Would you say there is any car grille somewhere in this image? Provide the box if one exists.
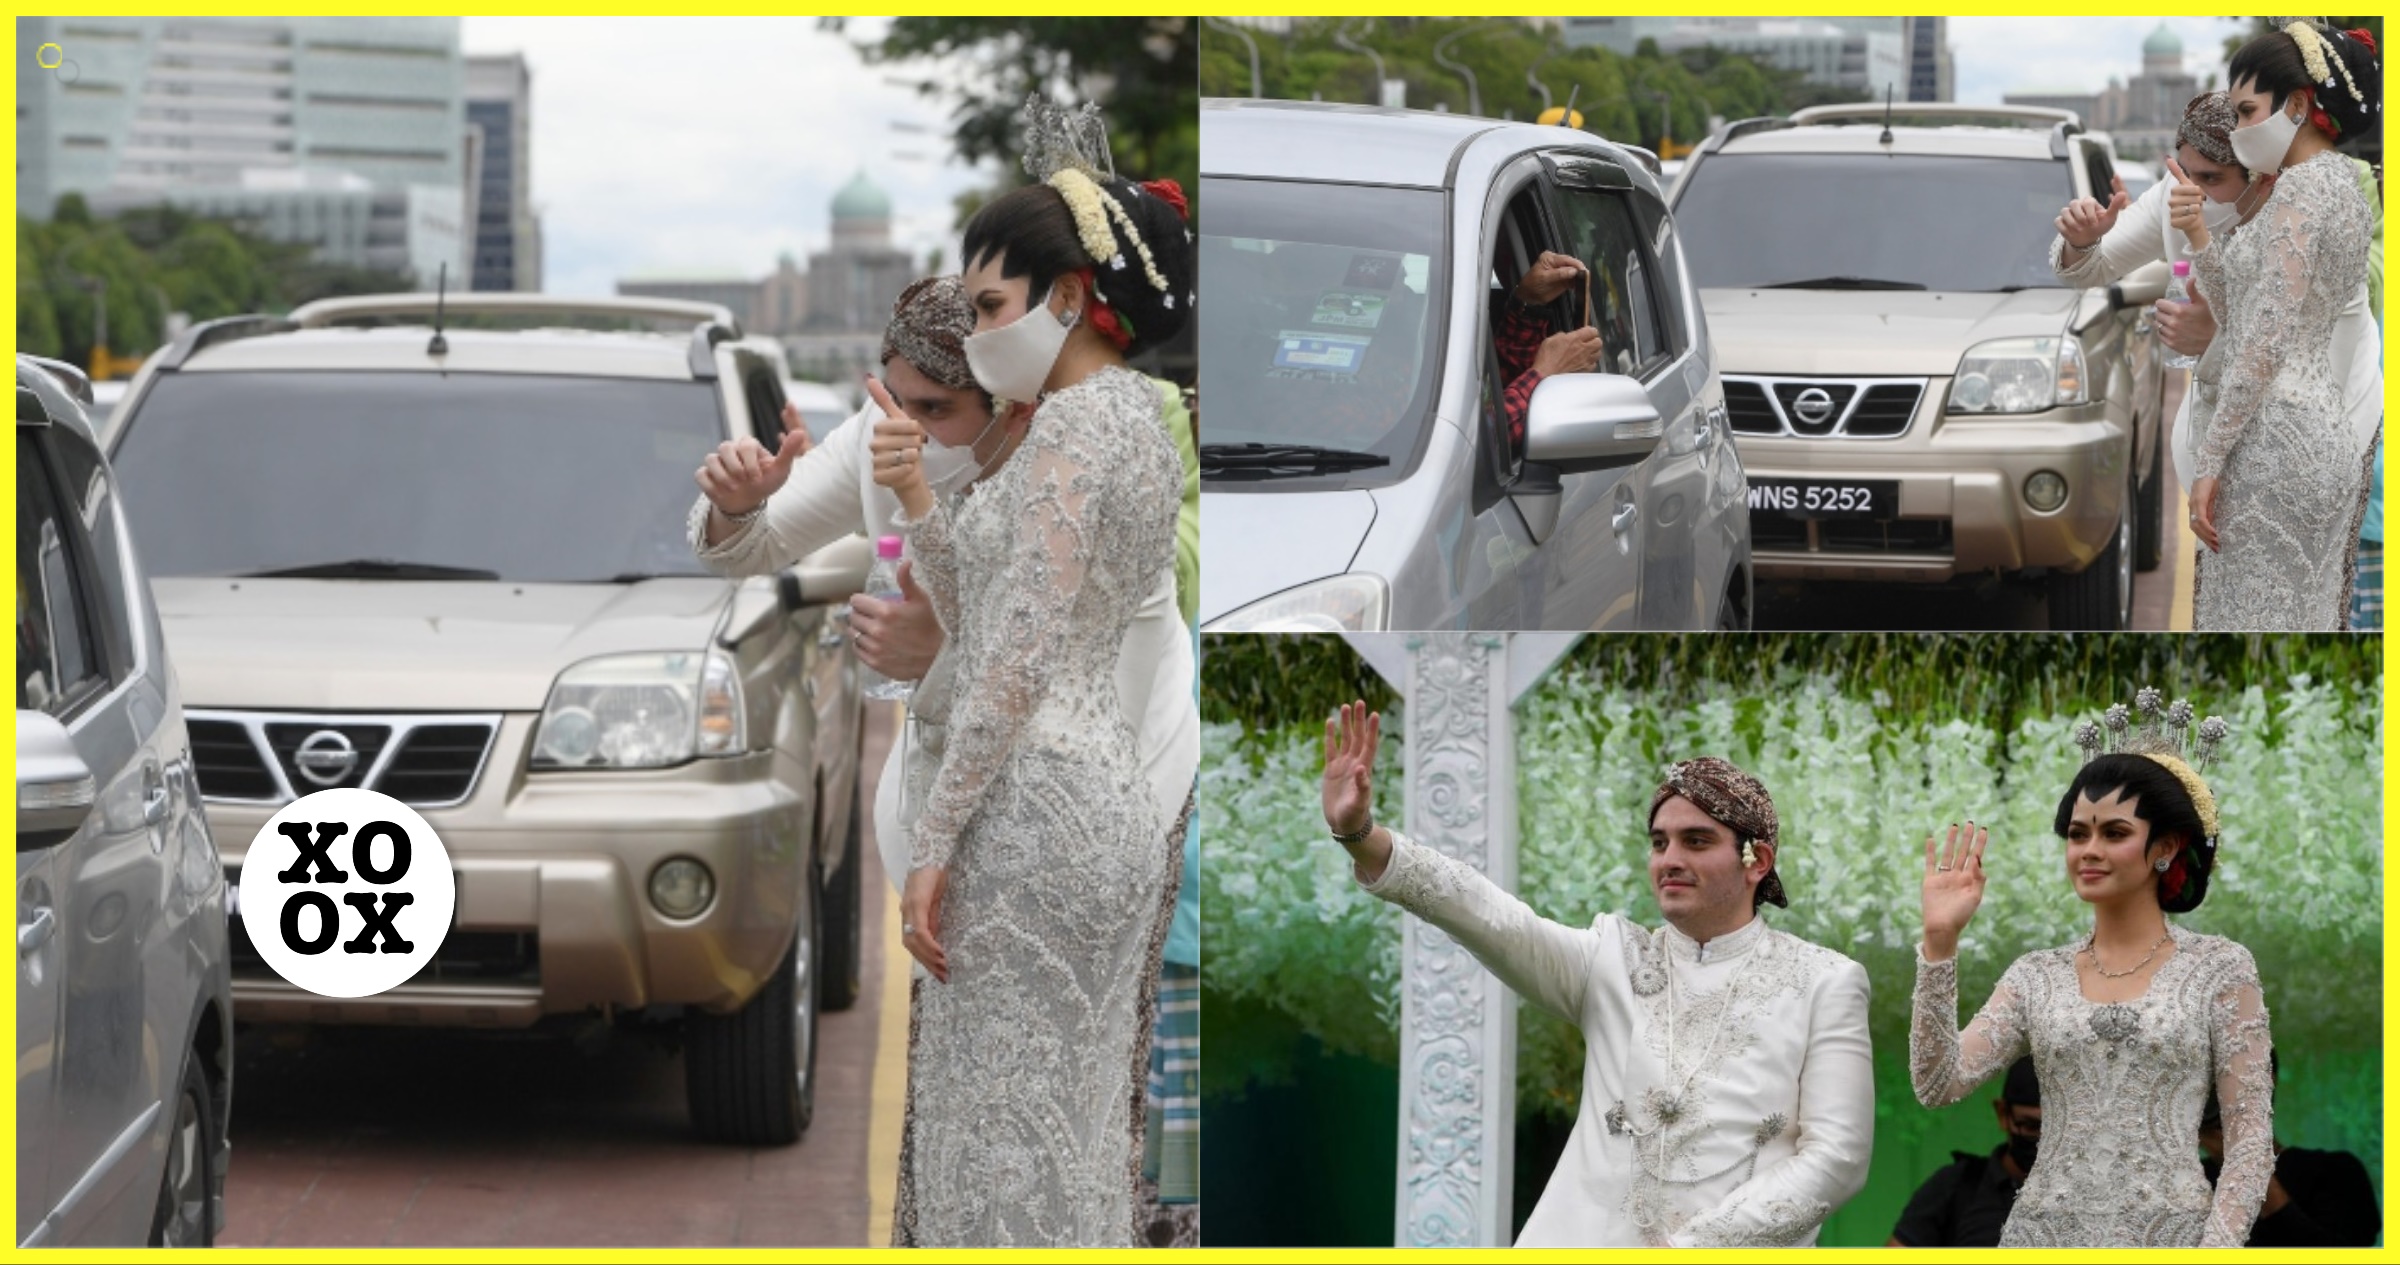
[1751,514,1954,556]
[1722,376,1927,438]
[186,710,500,807]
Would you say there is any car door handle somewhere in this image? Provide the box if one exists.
[19,908,56,954]
[1612,502,1639,535]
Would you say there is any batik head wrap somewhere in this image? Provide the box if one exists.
[1651,757,1787,909]
[879,275,978,392]
[2176,92,2240,168]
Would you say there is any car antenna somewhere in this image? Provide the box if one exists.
[427,262,450,357]
[1559,82,1580,126]
[1879,84,1895,146]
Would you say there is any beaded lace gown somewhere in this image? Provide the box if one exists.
[1911,927,2275,1246]
[890,364,1180,1247]
[2188,149,2377,630]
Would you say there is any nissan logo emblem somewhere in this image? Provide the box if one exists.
[293,729,360,787]
[1791,388,1837,426]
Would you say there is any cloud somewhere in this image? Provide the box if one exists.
[462,16,994,296]
[1949,17,2250,105]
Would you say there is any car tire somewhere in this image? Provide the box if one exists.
[147,1053,218,1248]
[2133,430,2164,573]
[816,772,864,1014]
[685,869,818,1146]
[2047,481,2133,631]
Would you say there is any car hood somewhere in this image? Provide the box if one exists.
[1197,489,1376,625]
[153,576,741,711]
[1698,287,2075,375]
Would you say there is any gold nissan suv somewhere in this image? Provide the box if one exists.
[98,294,871,1144]
[1669,104,2171,630]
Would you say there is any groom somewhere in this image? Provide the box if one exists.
[1321,703,1874,1247]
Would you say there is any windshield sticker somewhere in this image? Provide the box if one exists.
[1343,253,1402,291]
[1273,331,1370,375]
[1310,290,1387,331]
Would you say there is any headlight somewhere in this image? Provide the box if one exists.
[1202,574,1389,632]
[1947,336,2089,414]
[532,650,745,769]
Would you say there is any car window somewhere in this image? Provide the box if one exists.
[1198,176,1445,488]
[48,426,137,684]
[18,431,106,715]
[110,372,729,584]
[1673,152,2072,292]
[2079,140,2117,203]
[734,354,793,456]
[1545,175,1671,379]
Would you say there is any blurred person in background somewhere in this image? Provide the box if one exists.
[1888,1057,2042,1247]
[2200,1053,2382,1247]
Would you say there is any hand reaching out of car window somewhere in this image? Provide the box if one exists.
[1531,326,1604,379]
[1515,251,1589,306]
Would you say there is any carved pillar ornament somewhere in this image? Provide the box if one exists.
[1394,632,1515,1247]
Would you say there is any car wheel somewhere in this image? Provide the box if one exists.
[147,1054,217,1247]
[2047,481,2133,631]
[2133,430,2164,573]
[685,868,818,1146]
[816,770,864,1013]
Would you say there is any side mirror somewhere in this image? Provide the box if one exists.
[782,533,874,609]
[17,710,95,852]
[2109,258,2172,310]
[1523,373,1664,475]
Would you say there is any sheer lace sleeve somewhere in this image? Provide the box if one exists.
[1910,949,2031,1108]
[2201,945,2276,1247]
[895,415,1095,871]
[2190,195,2318,482]
[1358,829,1597,1025]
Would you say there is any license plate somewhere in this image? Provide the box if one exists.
[1746,479,1897,518]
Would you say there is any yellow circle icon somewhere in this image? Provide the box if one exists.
[37,43,64,70]
[1537,107,1585,129]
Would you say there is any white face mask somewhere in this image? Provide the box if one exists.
[963,283,1077,406]
[2228,97,2304,175]
[2201,194,2244,234]
[918,407,1005,496]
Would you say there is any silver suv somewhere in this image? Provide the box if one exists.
[18,355,233,1246]
[98,294,871,1145]
[1199,99,1753,631]
[1670,104,2170,630]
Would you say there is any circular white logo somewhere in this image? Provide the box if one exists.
[237,788,454,998]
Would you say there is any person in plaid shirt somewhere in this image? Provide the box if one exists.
[1493,250,1607,451]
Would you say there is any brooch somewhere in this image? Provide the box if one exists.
[2089,1003,2141,1045]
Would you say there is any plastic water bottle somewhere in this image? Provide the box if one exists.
[859,535,914,702]
[2160,260,2198,371]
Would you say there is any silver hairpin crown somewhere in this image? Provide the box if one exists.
[2071,686,2230,772]
[1019,94,1114,184]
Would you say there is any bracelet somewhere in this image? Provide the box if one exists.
[717,499,768,527]
[1330,814,1375,845]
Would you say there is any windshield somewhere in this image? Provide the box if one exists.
[1673,153,2072,292]
[111,372,727,583]
[1200,176,1446,488]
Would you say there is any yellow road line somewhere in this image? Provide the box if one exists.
[2171,479,2196,632]
[863,875,908,1247]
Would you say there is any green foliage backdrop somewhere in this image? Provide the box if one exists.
[1201,633,2381,1244]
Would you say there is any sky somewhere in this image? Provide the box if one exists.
[1950,17,2252,104]
[460,17,993,298]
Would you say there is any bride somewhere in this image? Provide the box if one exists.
[867,97,1194,1247]
[2183,21,2381,629]
[1909,691,2274,1245]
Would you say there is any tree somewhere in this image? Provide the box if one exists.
[834,18,1197,225]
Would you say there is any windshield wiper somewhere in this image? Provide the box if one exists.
[1759,276,1929,291]
[237,559,502,581]
[1201,443,1392,480]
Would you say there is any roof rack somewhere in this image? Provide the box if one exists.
[153,314,303,370]
[1700,115,1795,155]
[20,355,94,406]
[1789,102,2082,130]
[289,292,740,330]
[687,321,741,380]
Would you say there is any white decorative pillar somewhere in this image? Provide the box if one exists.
[1342,631,1581,1248]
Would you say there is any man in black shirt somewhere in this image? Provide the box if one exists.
[1888,1057,2041,1247]
[2202,1054,2382,1247]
